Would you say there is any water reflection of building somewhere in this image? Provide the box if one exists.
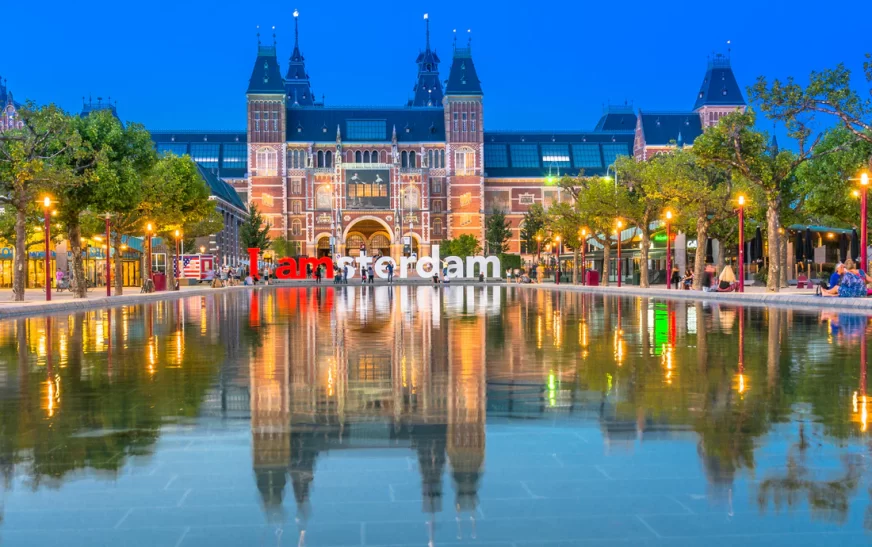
[246,286,487,537]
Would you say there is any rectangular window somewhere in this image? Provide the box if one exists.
[190,143,220,168]
[484,144,508,168]
[434,200,442,213]
[540,144,570,168]
[156,143,188,157]
[292,201,301,214]
[602,143,630,168]
[462,112,467,131]
[432,179,442,194]
[455,149,475,175]
[272,119,278,131]
[453,112,458,132]
[291,179,302,194]
[471,112,477,132]
[510,144,539,168]
[222,143,247,169]
[346,120,387,140]
[571,144,603,168]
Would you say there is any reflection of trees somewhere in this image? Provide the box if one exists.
[757,426,862,525]
[0,304,223,489]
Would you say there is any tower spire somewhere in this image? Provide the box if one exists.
[409,14,443,106]
[285,8,315,106]
[294,9,300,49]
[424,13,430,51]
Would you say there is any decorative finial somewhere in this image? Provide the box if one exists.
[424,13,430,51]
[256,25,261,46]
[272,25,276,46]
[726,39,732,58]
[453,29,457,50]
[467,28,471,48]
[293,9,300,48]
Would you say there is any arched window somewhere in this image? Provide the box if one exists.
[346,234,365,254]
[401,150,408,168]
[440,150,445,168]
[363,151,370,163]
[409,151,417,168]
[317,150,324,168]
[454,147,475,175]
[325,151,332,168]
[256,148,277,176]
[315,186,332,210]
[433,218,443,235]
[402,186,420,210]
[372,150,379,163]
[291,220,302,236]
[355,150,362,163]
[347,150,354,163]
[428,150,433,168]
[381,150,387,163]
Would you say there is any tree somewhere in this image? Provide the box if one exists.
[646,149,734,290]
[519,204,547,255]
[484,208,511,255]
[440,234,481,261]
[240,203,271,252]
[613,155,665,288]
[545,200,584,284]
[693,110,827,292]
[0,103,77,301]
[271,236,299,258]
[751,54,872,155]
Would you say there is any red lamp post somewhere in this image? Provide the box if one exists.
[665,210,673,290]
[145,222,153,283]
[616,220,623,288]
[555,235,561,285]
[174,229,181,291]
[536,235,542,264]
[860,172,870,271]
[105,214,111,297]
[580,228,587,286]
[737,195,745,293]
[42,196,52,301]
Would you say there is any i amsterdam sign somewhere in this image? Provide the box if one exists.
[248,246,500,280]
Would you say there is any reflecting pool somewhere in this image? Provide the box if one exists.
[1,286,872,546]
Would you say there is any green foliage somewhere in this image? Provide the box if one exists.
[484,208,512,255]
[519,203,547,254]
[240,202,271,251]
[440,234,481,260]
[271,235,299,257]
[499,253,522,276]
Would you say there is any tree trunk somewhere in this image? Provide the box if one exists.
[12,206,27,302]
[601,240,611,286]
[572,248,579,285]
[639,229,650,288]
[112,233,124,296]
[766,200,781,293]
[715,240,726,276]
[68,224,87,298]
[692,217,708,291]
[168,240,177,292]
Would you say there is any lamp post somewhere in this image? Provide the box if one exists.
[42,196,52,301]
[104,214,111,296]
[616,220,623,288]
[665,211,673,290]
[738,195,745,293]
[145,223,153,283]
[174,229,181,291]
[580,228,587,286]
[555,235,561,285]
[858,171,870,271]
[536,235,542,263]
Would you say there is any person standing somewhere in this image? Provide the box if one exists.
[314,265,322,284]
[367,265,375,284]
[387,262,394,284]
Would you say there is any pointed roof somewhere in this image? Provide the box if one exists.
[638,111,704,146]
[0,77,21,109]
[410,14,444,107]
[692,54,745,110]
[247,28,285,95]
[285,9,315,106]
[444,34,482,97]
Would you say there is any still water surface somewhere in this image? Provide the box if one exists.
[0,286,871,546]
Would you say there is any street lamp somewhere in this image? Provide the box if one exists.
[580,228,587,286]
[103,213,112,296]
[555,235,561,285]
[854,171,871,270]
[616,220,623,288]
[536,235,542,264]
[605,164,618,190]
[145,222,154,283]
[174,229,181,291]
[42,196,52,301]
[737,195,746,293]
[665,211,673,290]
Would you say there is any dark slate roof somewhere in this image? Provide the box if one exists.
[445,46,482,96]
[692,55,746,110]
[593,107,637,133]
[638,112,703,146]
[286,106,445,142]
[0,78,22,109]
[410,16,444,107]
[149,130,248,180]
[196,163,247,212]
[482,131,634,178]
[79,97,120,119]
[247,45,285,94]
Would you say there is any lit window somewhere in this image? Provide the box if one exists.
[256,148,277,176]
[454,147,475,175]
[484,144,508,168]
[571,144,602,168]
[541,144,570,168]
[191,144,220,168]
[291,179,301,194]
[222,143,247,169]
[510,144,538,168]
[316,186,332,209]
[291,220,302,236]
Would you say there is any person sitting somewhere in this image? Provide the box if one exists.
[243,275,254,286]
[682,269,694,290]
[716,265,738,292]
[823,259,868,298]
[821,263,847,296]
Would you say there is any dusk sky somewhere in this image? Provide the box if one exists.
[4,0,870,136]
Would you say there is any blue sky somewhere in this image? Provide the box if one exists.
[4,0,870,134]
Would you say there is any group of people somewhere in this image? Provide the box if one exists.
[204,265,255,287]
[670,265,739,292]
[818,259,872,298]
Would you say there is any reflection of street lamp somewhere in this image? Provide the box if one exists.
[616,220,623,288]
[42,196,52,301]
[665,210,673,290]
[737,195,746,293]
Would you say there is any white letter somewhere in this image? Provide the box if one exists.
[399,256,411,278]
[465,256,501,278]
[357,255,373,275]
[374,257,395,279]
[445,256,464,278]
[416,245,440,278]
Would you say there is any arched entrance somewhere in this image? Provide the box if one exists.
[316,236,331,258]
[343,218,393,258]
